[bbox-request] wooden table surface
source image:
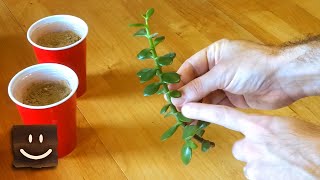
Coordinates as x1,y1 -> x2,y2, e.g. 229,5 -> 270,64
1,0 -> 320,179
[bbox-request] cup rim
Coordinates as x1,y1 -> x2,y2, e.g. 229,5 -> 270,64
27,14 -> 88,51
8,63 -> 79,110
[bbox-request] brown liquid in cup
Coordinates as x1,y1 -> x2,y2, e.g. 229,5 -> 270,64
22,80 -> 71,106
36,30 -> 81,48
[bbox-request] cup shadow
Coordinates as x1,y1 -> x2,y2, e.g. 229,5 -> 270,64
0,35 -> 36,123
0,35 -> 36,72
79,68 -> 144,100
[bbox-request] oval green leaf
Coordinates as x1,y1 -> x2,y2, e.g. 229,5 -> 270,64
158,52 -> 176,66
129,23 -> 145,27
146,8 -> 155,19
154,36 -> 165,46
160,104 -> 170,114
182,125 -> 198,140
139,69 -> 156,82
181,144 -> 192,165
176,112 -> 192,123
164,52 -> 176,59
133,29 -> 147,37
169,90 -> 181,98
137,48 -> 152,60
160,123 -> 180,141
162,72 -> 180,83
143,83 -> 161,96
158,56 -> 173,66
137,68 -> 152,77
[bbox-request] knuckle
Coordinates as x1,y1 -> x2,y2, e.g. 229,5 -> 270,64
250,116 -> 277,135
241,116 -> 272,136
207,39 -> 230,67
189,79 -> 205,97
215,38 -> 230,45
232,139 -> 247,161
232,139 -> 263,163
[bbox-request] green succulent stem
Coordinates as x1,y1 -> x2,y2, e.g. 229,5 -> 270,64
131,8 -> 215,165
144,18 -> 178,114
143,16 -> 213,145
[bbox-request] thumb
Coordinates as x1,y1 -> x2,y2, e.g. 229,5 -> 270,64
181,103 -> 254,133
172,67 -> 224,107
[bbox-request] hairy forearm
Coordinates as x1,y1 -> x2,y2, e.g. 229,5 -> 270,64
278,38 -> 320,176
276,39 -> 320,100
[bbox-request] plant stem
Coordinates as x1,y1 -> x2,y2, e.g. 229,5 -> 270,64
144,18 -> 214,145
194,135 -> 215,147
145,18 -> 177,114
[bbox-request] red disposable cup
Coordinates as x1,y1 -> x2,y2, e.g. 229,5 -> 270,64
8,63 -> 79,158
27,15 -> 88,97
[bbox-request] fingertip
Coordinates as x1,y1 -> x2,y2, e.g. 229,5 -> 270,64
167,84 -> 174,90
181,103 -> 192,116
171,96 -> 185,108
180,103 -> 252,133
181,102 -> 199,118
178,71 -> 218,104
168,83 -> 181,91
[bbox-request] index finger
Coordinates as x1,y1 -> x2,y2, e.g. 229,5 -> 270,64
181,103 -> 256,134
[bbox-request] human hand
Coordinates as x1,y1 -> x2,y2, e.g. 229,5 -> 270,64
171,39 -> 320,110
181,103 -> 320,179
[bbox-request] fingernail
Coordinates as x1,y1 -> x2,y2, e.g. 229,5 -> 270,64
171,97 -> 185,106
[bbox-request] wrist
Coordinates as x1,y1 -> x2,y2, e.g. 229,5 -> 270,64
275,41 -> 320,100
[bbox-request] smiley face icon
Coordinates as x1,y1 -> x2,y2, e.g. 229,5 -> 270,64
12,125 -> 58,168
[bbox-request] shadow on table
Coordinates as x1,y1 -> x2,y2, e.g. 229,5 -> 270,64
0,35 -> 38,138
79,68 -> 143,100
73,124 -> 239,167
75,123 -> 181,156
0,35 -> 36,103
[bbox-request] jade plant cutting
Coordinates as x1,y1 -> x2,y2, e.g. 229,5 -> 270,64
130,8 -> 215,165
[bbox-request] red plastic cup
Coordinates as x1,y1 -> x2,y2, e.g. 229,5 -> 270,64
27,15 -> 88,97
8,63 -> 79,158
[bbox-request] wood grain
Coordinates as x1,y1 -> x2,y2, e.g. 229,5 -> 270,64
0,0 -> 319,179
